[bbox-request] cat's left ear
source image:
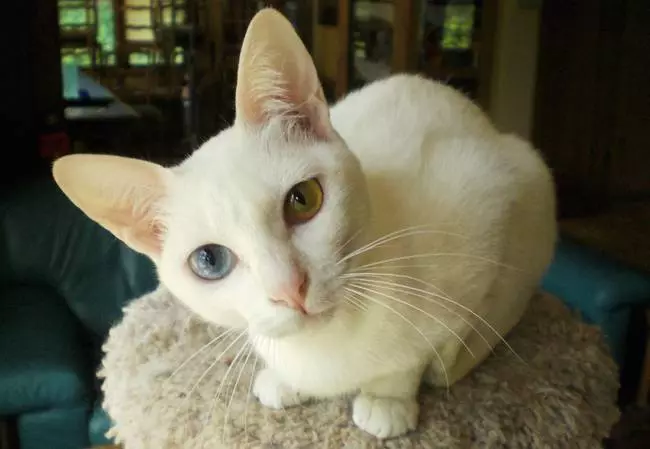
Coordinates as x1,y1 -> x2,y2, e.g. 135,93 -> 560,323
235,8 -> 332,139
52,154 -> 171,261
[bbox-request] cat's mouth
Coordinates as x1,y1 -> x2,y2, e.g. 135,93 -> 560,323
305,303 -> 337,321
290,298 -> 338,326
251,295 -> 340,339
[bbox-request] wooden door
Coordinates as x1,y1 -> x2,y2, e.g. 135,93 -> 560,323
334,0 -> 415,95
534,0 -> 650,217
334,1 -> 495,108
607,0 -> 650,199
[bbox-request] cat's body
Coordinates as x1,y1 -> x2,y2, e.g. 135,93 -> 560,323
52,9 -> 556,439
253,74 -> 556,400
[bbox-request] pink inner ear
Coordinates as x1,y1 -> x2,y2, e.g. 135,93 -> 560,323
302,95 -> 332,141
234,9 -> 334,140
275,81 -> 332,140
239,80 -> 332,141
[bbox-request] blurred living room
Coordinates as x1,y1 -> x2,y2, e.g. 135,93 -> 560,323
1,1 -> 649,448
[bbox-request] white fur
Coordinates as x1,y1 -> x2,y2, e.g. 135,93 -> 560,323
49,10 -> 556,439
154,70 -> 556,439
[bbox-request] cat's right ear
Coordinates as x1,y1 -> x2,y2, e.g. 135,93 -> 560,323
235,8 -> 332,139
52,154 -> 171,261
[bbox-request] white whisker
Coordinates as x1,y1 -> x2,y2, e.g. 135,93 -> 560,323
222,343 -> 255,443
339,225 -> 466,266
344,294 -> 368,312
348,275 -> 490,352
165,327 -> 238,384
243,353 -> 260,446
345,285 -> 450,390
204,337 -> 250,443
355,252 -> 525,273
212,338 -> 251,408
338,228 -> 364,256
348,281 -> 474,359
343,272 -> 525,364
185,330 -> 247,400
343,272 -> 491,346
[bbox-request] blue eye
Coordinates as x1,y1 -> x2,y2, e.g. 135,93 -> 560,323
188,244 -> 236,280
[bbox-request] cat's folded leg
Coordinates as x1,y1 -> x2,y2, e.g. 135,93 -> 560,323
252,368 -> 309,409
353,367 -> 423,439
425,289 -> 530,387
426,329 -> 494,387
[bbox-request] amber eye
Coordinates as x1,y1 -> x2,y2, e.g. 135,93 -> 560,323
284,178 -> 324,225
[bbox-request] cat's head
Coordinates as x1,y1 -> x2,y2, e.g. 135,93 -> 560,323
52,9 -> 370,338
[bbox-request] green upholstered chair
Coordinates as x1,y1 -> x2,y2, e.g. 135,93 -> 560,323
0,177 -> 156,449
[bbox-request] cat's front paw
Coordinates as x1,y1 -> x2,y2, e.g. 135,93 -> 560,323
352,394 -> 419,439
253,368 -> 304,409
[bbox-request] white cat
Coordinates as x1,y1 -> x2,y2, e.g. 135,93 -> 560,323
53,8 -> 556,439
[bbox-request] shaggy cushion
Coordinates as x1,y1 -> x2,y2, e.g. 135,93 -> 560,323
101,288 -> 620,448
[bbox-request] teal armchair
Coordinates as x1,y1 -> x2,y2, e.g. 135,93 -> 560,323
542,236 -> 650,371
0,178 -> 156,449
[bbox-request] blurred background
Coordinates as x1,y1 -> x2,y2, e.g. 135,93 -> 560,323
4,0 -> 649,223
0,1 -> 649,448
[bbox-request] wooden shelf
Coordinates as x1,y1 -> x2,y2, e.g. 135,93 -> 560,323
425,65 -> 478,80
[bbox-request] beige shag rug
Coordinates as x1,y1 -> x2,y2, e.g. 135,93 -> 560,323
100,288 -> 620,448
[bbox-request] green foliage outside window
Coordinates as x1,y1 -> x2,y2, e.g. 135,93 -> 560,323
441,4 -> 475,50
97,0 -> 116,54
129,47 -> 185,66
59,0 -> 186,67
59,0 -> 115,67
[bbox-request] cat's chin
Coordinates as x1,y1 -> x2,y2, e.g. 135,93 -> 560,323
249,305 -> 337,339
249,314 -> 304,339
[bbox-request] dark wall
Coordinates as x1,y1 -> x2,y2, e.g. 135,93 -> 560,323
1,0 -> 63,189
534,0 -> 650,217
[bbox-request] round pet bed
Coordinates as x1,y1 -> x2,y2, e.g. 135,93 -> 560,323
101,288 -> 620,448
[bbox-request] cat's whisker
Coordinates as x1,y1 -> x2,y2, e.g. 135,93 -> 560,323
339,225 -> 467,266
348,295 -> 369,312
185,330 -> 247,400
222,343 -> 255,444
344,286 -> 450,391
337,228 -> 364,257
212,338 -> 251,410
354,252 -> 526,273
343,271 -> 489,333
342,272 -> 526,365
344,294 -> 368,313
165,327 -> 238,385
206,337 -> 251,440
351,263 -> 522,273
338,226 -> 418,264
346,275 -> 490,355
347,282 -> 475,359
243,353 -> 260,446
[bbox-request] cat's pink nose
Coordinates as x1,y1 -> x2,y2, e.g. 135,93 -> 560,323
270,268 -> 309,313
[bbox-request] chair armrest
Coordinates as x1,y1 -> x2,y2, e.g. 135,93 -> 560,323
542,235 -> 650,367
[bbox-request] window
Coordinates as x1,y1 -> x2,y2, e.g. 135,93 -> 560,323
124,0 -> 186,65
97,0 -> 116,59
440,4 -> 475,50
59,0 -> 185,67
59,0 -> 116,67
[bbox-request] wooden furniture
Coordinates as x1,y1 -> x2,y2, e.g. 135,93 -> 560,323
2,0 -> 65,189
0,421 -> 8,449
534,0 -> 650,218
326,0 -> 496,108
638,309 -> 650,406
59,0 -> 104,69
340,0 -> 409,92
63,67 -> 139,120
